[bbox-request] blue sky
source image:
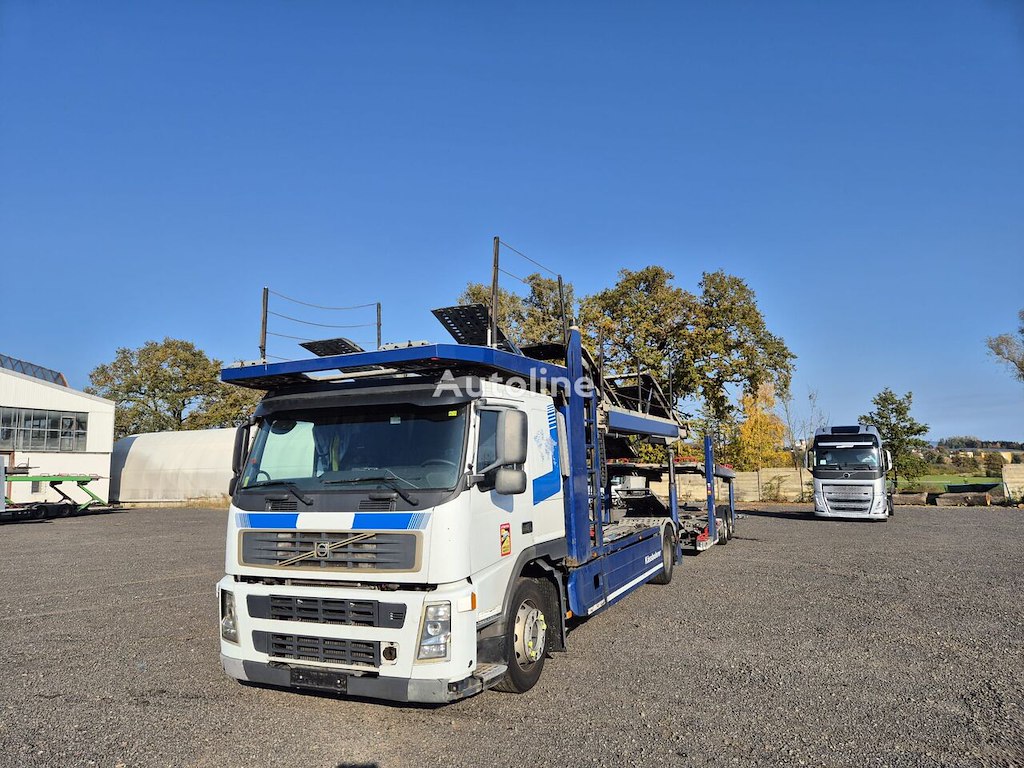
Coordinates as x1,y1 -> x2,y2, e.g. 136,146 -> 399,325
1,1 -> 1022,440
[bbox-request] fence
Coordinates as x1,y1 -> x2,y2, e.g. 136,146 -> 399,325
652,468 -> 811,504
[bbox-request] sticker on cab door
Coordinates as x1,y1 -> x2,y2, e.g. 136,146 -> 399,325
500,523 -> 511,556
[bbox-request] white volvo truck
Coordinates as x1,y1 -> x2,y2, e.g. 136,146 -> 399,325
807,425 -> 893,520
216,306 -> 733,703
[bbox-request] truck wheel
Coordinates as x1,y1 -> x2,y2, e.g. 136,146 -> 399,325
650,528 -> 675,585
717,504 -> 734,541
494,579 -> 549,693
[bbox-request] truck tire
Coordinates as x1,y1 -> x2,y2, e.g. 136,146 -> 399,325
650,528 -> 675,585
494,579 -> 550,693
716,504 -> 734,541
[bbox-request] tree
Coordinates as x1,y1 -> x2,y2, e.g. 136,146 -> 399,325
459,273 -> 575,346
859,388 -> 930,487
986,308 -> 1024,383
86,338 -> 261,439
778,388 -> 827,470
1013,453 -> 1024,465
679,271 -> 796,423
458,283 -> 527,342
953,453 -> 981,473
938,435 -> 982,450
922,446 -> 949,466
984,451 -> 1007,478
579,267 -> 796,428
729,384 -> 790,471
579,265 -> 688,392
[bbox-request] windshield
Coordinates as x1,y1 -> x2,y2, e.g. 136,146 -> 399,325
240,404 -> 468,492
813,446 -> 881,470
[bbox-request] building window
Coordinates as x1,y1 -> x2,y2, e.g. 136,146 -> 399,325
0,407 -> 88,452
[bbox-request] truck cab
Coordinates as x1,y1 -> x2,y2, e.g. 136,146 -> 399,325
807,425 -> 893,520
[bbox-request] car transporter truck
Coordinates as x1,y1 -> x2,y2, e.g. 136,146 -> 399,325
217,304 -> 736,703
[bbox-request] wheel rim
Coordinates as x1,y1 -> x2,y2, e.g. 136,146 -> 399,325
513,600 -> 546,668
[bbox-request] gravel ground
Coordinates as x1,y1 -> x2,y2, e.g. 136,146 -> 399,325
1,505 -> 1022,768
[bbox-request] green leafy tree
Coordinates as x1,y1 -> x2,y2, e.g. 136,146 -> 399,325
458,283 -> 527,342
680,271 -> 796,423
579,265 -> 688,391
986,308 -> 1024,383
984,451 -> 1007,478
953,453 -> 981,473
580,267 -> 796,427
86,338 -> 261,439
859,388 -> 930,488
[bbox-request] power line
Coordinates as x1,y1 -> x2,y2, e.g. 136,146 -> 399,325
267,331 -> 315,342
498,267 -> 530,285
268,289 -> 378,311
268,310 -> 376,329
498,239 -> 559,277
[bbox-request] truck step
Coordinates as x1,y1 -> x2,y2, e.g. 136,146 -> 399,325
474,663 -> 508,685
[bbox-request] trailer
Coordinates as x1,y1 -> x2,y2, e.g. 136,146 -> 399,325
216,305 -> 737,703
0,465 -> 117,523
606,438 -> 737,554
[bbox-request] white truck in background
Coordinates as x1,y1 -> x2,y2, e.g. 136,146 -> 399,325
807,424 -> 893,521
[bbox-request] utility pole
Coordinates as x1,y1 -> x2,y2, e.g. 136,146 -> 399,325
489,236 -> 500,347
259,286 -> 269,363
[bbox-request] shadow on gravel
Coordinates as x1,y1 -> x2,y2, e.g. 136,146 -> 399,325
738,508 -> 814,521
240,680 -> 445,710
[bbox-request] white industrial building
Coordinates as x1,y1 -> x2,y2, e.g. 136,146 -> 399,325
1,354 -> 115,504
110,428 -> 235,503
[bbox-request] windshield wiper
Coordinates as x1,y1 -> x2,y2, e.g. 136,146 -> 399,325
245,480 -> 313,506
323,474 -> 420,506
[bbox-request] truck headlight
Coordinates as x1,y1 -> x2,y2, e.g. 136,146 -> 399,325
220,589 -> 239,644
417,601 -> 451,660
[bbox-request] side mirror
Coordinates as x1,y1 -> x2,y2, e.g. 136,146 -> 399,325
494,467 -> 527,495
885,450 -> 893,472
496,410 -> 528,466
804,450 -> 812,469
230,423 -> 250,495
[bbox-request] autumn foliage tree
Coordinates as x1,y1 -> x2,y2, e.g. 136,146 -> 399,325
728,384 -> 790,471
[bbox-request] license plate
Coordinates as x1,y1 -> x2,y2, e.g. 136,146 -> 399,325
290,666 -> 348,693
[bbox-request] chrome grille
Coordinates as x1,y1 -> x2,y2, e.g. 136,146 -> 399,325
823,485 -> 873,513
253,631 -> 379,667
240,530 -> 417,571
247,594 -> 406,628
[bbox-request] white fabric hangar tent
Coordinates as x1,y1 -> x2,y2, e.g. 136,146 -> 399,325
110,428 -> 235,503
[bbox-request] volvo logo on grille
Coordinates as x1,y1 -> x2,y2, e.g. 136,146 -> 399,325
843,472 -> 851,479
314,541 -> 331,559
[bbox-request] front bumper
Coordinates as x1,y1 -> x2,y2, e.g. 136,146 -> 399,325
221,654 -> 487,703
218,575 -> 482,703
813,492 -> 889,519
